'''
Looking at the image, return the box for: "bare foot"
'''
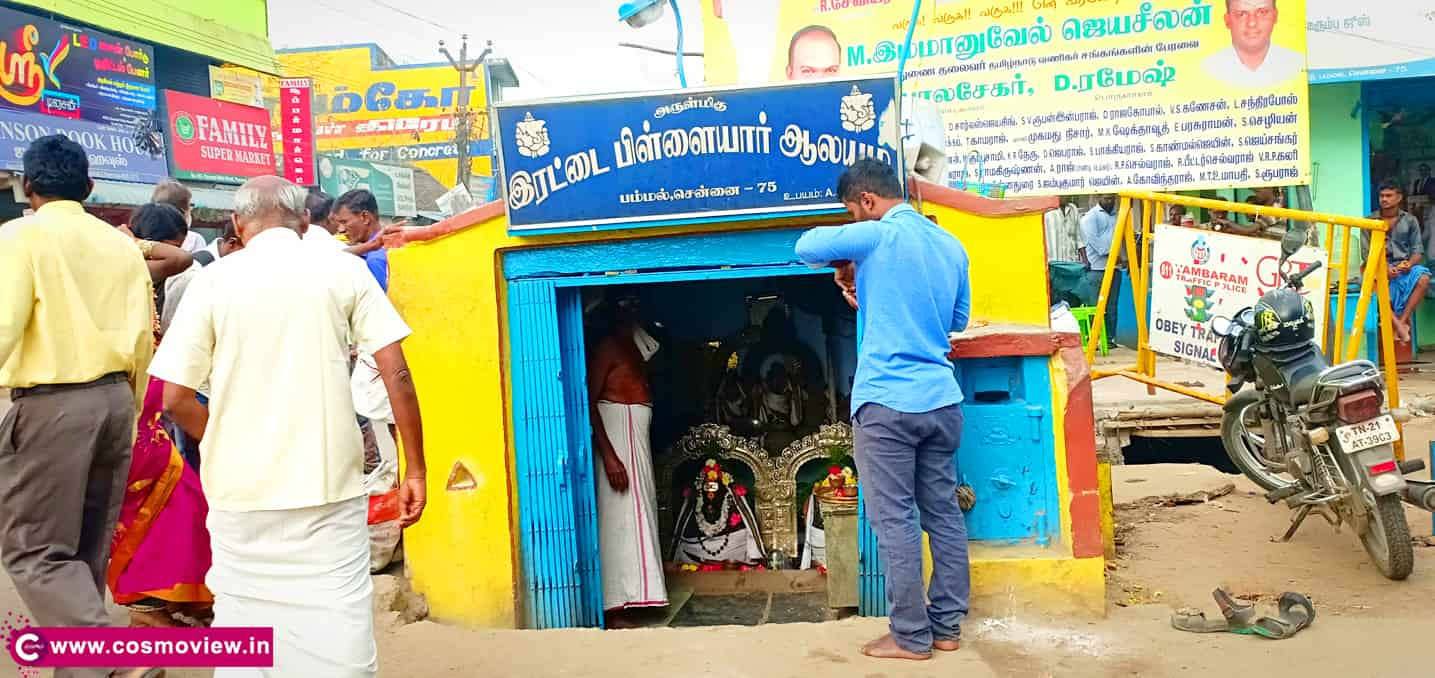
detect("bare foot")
[860,634,931,661]
[934,638,961,652]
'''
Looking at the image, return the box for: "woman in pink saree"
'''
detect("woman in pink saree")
[107,203,213,627]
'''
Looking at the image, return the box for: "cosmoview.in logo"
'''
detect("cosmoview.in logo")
[5,619,272,671]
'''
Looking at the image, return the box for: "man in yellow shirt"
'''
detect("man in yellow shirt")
[0,135,154,678]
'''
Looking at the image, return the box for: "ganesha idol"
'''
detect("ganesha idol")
[669,459,767,569]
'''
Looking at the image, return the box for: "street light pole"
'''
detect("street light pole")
[439,35,493,191]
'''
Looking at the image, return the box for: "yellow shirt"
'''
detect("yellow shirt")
[0,201,154,412]
[149,228,411,511]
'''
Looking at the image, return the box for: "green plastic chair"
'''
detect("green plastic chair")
[1070,306,1109,356]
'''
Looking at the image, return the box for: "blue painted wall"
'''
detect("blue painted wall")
[503,227,817,280]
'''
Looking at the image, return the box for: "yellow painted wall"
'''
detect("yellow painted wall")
[389,198,1053,626]
[922,200,1050,326]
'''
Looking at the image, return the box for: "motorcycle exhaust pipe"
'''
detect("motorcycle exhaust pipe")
[1400,479,1435,512]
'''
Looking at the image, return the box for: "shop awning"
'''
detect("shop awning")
[86,180,235,211]
[16,1,280,74]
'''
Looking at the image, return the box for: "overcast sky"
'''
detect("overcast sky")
[267,0,707,99]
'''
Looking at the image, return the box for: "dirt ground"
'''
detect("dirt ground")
[8,398,1435,676]
[363,465,1435,678]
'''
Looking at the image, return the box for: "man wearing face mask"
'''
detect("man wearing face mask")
[587,292,667,626]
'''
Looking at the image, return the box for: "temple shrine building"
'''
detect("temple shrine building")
[384,77,1106,628]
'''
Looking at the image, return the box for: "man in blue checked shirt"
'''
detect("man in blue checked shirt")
[795,158,971,661]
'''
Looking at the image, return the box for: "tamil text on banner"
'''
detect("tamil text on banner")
[223,45,497,187]
[1149,224,1328,368]
[1307,2,1435,83]
[209,66,266,107]
[281,78,317,186]
[163,90,275,185]
[703,0,1310,196]
[0,109,169,185]
[494,76,900,233]
[0,4,166,184]
[319,155,417,217]
[0,5,155,128]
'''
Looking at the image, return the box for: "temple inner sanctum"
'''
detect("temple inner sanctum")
[583,272,858,586]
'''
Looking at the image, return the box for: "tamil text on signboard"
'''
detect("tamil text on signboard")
[1149,224,1328,368]
[281,78,317,186]
[163,90,275,184]
[703,0,1311,196]
[0,5,156,127]
[495,76,900,232]
[1306,2,1435,83]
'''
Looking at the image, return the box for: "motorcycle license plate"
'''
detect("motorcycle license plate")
[1335,415,1400,452]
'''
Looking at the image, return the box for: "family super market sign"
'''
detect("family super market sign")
[162,90,275,184]
[494,76,901,233]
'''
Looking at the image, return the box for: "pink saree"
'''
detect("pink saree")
[107,377,213,606]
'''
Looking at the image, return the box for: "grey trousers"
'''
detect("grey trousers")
[853,402,968,654]
[0,377,133,678]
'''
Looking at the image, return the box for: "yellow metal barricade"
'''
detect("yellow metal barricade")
[1085,191,1404,458]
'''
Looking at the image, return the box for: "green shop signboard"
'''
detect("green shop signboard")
[318,155,417,217]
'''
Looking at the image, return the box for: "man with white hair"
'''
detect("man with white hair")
[1201,0,1302,88]
[151,175,427,677]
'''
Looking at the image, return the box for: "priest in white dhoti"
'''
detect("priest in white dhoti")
[670,460,767,567]
[588,295,669,624]
[151,176,427,677]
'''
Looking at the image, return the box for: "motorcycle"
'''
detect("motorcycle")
[1212,229,1425,580]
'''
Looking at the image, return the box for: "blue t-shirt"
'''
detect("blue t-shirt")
[795,203,971,416]
[364,235,389,292]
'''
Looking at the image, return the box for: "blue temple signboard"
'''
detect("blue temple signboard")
[494,76,902,234]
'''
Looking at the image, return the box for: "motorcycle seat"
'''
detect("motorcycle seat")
[1280,359,1374,407]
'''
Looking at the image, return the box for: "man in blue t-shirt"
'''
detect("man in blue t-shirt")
[331,189,391,291]
[795,158,971,661]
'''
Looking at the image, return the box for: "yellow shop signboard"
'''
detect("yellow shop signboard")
[223,44,493,187]
[703,0,1310,196]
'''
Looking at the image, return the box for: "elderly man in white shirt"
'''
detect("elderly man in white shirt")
[151,175,426,678]
[1202,0,1302,89]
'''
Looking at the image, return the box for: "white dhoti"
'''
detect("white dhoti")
[595,402,667,611]
[674,525,764,565]
[800,494,826,569]
[208,496,376,678]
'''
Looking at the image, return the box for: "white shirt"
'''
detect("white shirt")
[1043,203,1082,263]
[149,227,411,512]
[181,230,207,254]
[305,223,346,248]
[1202,44,1303,89]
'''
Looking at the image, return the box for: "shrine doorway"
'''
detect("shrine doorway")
[503,227,859,630]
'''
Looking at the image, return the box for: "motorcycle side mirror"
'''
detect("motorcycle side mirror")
[1211,316,1233,337]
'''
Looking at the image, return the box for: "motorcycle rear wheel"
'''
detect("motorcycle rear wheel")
[1220,390,1297,492]
[1360,493,1414,581]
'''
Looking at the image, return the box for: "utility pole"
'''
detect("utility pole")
[439,35,493,191]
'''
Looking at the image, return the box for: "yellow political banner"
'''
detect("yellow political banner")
[703,0,1310,196]
[222,44,494,188]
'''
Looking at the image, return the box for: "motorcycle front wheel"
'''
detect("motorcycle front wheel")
[1359,493,1414,581]
[1220,390,1297,492]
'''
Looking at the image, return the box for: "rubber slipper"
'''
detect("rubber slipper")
[1250,592,1315,640]
[1170,608,1230,633]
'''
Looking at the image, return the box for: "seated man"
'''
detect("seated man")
[670,460,767,568]
[1363,181,1431,343]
